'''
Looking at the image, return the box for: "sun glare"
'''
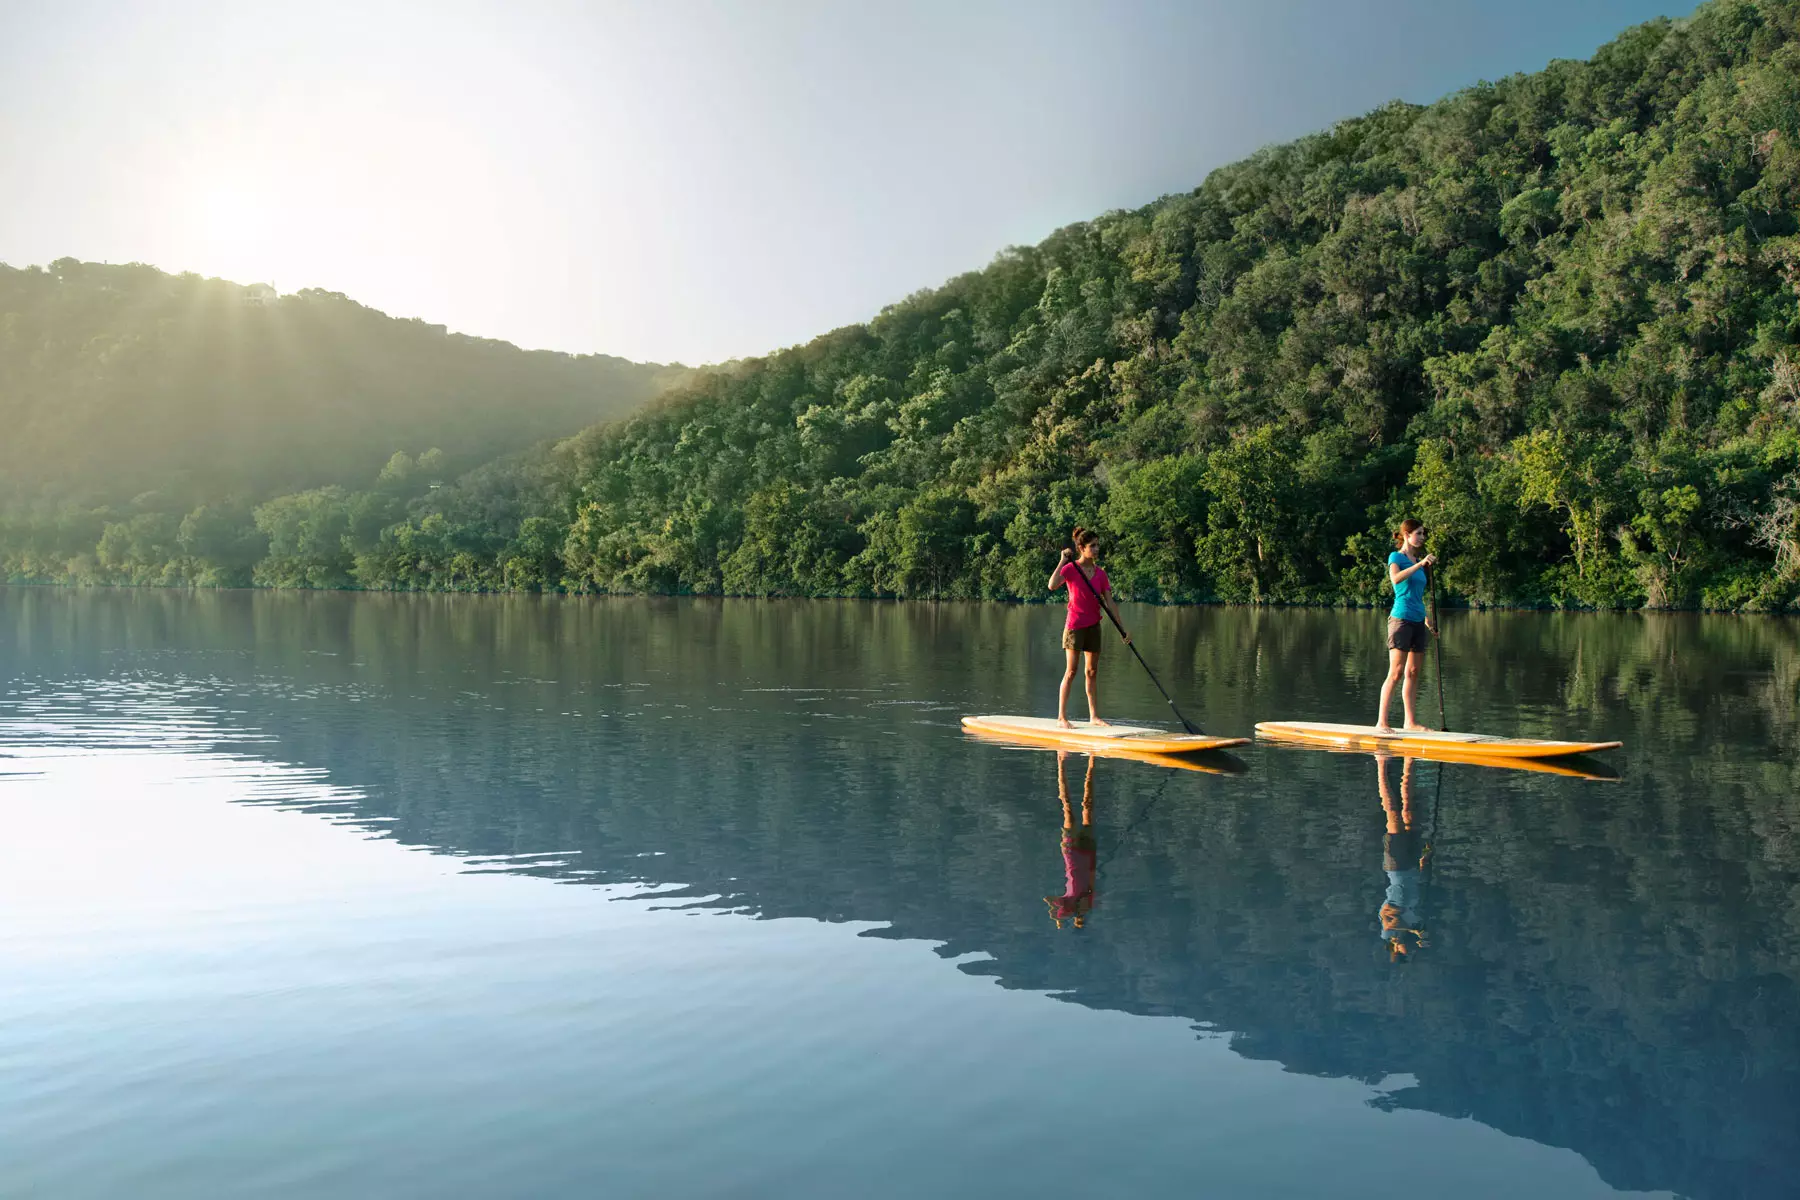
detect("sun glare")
[189,181,280,281]
[197,185,266,243]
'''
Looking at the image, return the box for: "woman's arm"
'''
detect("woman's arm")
[1047,549,1072,592]
[1389,553,1436,584]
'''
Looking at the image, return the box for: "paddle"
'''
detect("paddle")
[1095,760,1177,875]
[1062,545,1206,736]
[1429,551,1447,732]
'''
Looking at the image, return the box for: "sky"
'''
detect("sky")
[1,0,1692,366]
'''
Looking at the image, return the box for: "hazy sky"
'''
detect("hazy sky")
[2,0,1689,365]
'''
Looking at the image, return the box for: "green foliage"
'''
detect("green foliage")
[6,0,1800,611]
[254,488,355,588]
[1100,454,1207,599]
[177,503,268,586]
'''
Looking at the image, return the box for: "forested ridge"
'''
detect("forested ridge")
[0,261,681,586]
[8,0,1800,608]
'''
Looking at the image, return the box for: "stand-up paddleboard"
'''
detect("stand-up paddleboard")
[963,715,1248,756]
[1255,721,1620,759]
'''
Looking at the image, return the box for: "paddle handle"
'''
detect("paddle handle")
[1062,548,1204,736]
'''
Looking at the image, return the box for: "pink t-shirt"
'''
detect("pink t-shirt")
[1057,562,1110,629]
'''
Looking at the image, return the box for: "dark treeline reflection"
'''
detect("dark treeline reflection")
[4,589,1796,1199]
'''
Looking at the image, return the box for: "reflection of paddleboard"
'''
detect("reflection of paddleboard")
[1448,753,1620,781]
[961,715,1248,756]
[1258,738,1619,780]
[1255,721,1621,759]
[962,725,1246,775]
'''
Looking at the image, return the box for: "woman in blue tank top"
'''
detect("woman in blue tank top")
[1375,518,1437,733]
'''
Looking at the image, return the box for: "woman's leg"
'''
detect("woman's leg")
[1083,650,1106,724]
[1375,646,1407,731]
[1058,646,1080,727]
[1401,650,1428,729]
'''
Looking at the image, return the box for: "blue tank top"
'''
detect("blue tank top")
[1388,551,1427,622]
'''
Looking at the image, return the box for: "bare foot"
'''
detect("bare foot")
[1404,723,1434,732]
[1374,725,1398,735]
[1057,717,1074,729]
[1089,717,1109,727]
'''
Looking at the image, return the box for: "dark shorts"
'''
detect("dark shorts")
[1063,622,1102,654]
[1387,618,1429,653]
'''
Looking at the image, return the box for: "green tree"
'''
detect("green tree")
[1195,429,1306,602]
[253,489,355,588]
[177,504,269,586]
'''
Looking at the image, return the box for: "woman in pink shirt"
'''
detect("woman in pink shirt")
[1047,525,1131,728]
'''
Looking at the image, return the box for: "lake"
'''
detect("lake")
[0,589,1794,1200]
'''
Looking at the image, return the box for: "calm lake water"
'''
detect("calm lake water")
[0,589,1795,1200]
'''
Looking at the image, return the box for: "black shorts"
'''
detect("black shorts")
[1387,618,1429,653]
[1063,622,1102,654]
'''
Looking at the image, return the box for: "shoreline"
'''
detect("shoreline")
[2,579,1793,618]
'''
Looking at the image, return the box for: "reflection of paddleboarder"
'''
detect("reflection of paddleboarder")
[1046,751,1097,929]
[1376,754,1429,961]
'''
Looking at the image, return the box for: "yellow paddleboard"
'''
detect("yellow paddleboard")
[1254,721,1621,759]
[962,715,1248,756]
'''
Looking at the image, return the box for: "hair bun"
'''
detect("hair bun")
[1071,525,1087,541]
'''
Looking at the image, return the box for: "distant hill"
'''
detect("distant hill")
[0,259,682,504]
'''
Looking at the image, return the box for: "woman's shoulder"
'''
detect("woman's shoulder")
[1387,550,1410,564]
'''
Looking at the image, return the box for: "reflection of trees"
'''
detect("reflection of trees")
[4,589,1797,1200]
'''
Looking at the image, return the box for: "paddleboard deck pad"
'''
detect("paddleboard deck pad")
[1255,721,1620,759]
[962,715,1248,756]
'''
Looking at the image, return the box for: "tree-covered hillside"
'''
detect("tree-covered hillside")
[0,260,682,501]
[8,0,1800,608]
[537,0,1800,612]
[0,260,681,584]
